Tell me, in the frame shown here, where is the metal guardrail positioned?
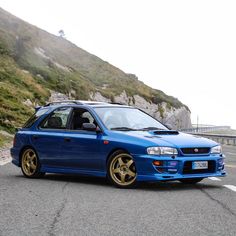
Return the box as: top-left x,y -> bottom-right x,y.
187,133 -> 236,146
181,126 -> 231,133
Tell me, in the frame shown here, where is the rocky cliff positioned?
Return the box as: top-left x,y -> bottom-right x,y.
50,90 -> 192,129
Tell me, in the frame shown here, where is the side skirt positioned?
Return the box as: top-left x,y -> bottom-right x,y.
41,166 -> 106,178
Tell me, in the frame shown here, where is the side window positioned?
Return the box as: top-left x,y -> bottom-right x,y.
23,108 -> 50,128
81,112 -> 95,124
71,108 -> 97,130
40,107 -> 72,129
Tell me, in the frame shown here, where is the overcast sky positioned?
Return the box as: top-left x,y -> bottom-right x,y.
0,0 -> 235,128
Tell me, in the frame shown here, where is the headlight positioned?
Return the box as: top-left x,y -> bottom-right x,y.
147,147 -> 178,155
211,145 -> 222,154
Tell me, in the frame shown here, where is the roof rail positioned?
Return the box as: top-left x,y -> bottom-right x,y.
79,101 -> 108,105
45,100 -> 84,106
109,102 -> 126,105
44,100 -> 110,107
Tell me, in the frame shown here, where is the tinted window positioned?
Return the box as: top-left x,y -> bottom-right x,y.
40,107 -> 72,129
23,108 -> 50,128
94,107 -> 167,130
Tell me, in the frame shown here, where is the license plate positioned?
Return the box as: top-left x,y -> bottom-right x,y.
192,161 -> 208,170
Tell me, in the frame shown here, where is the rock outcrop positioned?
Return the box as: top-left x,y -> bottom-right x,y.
91,91 -> 191,129
48,90 -> 191,129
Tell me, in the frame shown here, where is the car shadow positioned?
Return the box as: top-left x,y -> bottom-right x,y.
136,181 -> 221,192
16,173 -> 223,192
45,173 -> 110,187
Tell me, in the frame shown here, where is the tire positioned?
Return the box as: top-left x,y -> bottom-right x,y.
107,150 -> 137,188
20,148 -> 45,178
179,178 -> 203,184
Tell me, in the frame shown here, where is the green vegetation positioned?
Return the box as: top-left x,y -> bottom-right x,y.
157,105 -> 165,119
0,133 -> 13,147
0,41 -> 9,55
0,7 -> 189,134
0,55 -> 49,133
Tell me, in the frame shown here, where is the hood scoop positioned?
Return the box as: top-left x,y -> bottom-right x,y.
153,130 -> 179,135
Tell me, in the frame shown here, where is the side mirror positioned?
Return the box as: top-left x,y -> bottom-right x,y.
82,123 -> 98,132
165,123 -> 173,130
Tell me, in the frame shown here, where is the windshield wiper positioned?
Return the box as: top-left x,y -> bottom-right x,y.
111,127 -> 137,131
138,127 -> 166,131
111,126 -> 166,131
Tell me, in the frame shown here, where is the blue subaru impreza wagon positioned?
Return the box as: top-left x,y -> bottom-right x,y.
11,100 -> 226,188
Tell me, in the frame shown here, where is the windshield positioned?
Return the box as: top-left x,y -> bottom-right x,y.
94,107 -> 168,131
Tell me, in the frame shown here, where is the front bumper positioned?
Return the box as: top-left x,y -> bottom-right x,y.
133,154 -> 226,182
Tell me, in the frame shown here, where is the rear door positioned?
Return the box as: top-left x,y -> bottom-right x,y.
31,107 -> 72,168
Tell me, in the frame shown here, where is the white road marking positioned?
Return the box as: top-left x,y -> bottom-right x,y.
224,185 -> 236,192
208,177 -> 221,181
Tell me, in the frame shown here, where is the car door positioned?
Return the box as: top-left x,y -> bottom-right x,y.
31,107 -> 72,168
60,107 -> 104,171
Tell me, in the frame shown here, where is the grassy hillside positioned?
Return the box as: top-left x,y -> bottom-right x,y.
0,7 -> 189,134
0,47 -> 49,133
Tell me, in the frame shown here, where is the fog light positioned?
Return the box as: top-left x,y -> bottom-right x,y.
218,158 -> 225,170
153,160 -> 163,166
218,158 -> 224,165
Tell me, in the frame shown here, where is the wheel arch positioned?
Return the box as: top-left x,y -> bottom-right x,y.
106,148 -> 130,165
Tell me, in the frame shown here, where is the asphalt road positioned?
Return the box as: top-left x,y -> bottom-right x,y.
0,146 -> 236,236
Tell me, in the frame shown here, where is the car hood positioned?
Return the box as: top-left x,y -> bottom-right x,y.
124,130 -> 217,148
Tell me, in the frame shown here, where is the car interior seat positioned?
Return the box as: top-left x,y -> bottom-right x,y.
73,114 -> 90,130
47,117 -> 63,129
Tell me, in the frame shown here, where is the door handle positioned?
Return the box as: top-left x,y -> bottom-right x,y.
64,137 -> 71,142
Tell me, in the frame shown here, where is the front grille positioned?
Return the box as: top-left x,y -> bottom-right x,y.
181,147 -> 210,155
183,161 -> 216,174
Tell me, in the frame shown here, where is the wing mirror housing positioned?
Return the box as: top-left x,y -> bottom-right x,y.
82,123 -> 101,132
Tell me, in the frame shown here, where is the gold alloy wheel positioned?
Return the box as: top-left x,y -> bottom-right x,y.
109,153 -> 137,186
21,149 -> 38,176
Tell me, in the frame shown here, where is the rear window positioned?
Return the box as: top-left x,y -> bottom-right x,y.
23,108 -> 50,128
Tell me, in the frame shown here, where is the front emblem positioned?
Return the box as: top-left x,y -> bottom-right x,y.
194,148 -> 199,153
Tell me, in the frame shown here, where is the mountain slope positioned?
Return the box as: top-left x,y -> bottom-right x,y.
0,7 -> 191,133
